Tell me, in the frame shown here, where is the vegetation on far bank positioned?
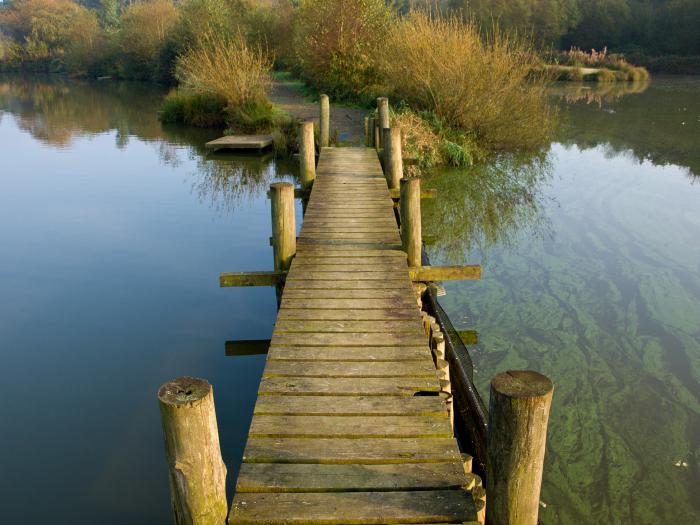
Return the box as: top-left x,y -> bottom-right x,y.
541,47 -> 650,82
2,0 -> 688,168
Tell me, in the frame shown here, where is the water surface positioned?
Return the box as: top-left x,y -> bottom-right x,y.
425,77 -> 700,524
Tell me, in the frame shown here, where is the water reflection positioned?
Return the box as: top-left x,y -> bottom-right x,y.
548,80 -> 650,106
422,153 -> 553,262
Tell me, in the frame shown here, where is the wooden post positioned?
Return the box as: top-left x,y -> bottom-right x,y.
380,127 -> 390,169
158,377 -> 227,525
364,117 -> 370,147
367,117 -> 376,147
270,182 -> 296,272
299,121 -> 315,188
400,177 -> 422,268
486,370 -> 554,525
386,127 -> 404,190
377,97 -> 390,143
319,94 -> 330,148
374,122 -> 381,151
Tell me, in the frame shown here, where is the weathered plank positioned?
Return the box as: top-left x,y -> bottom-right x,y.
258,376 -> 439,396
205,134 -> 272,151
263,360 -> 437,378
275,309 -> 420,321
267,346 -> 429,361
236,462 -> 468,492
243,437 -> 462,464
273,320 -> 425,334
282,280 -> 412,290
220,271 -> 283,287
270,333 -> 427,347
279,298 -> 419,310
408,265 -> 482,281
253,395 -> 446,416
229,490 -> 477,524
249,415 -> 452,438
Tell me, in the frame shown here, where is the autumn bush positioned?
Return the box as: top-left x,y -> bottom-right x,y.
379,13 -> 554,152
291,0 -> 391,102
118,0 -> 179,81
174,29 -> 274,131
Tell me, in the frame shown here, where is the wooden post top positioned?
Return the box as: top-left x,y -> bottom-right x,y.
158,376 -> 211,407
491,370 -> 553,398
270,182 -> 294,191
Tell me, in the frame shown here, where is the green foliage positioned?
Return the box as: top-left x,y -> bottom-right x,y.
291,0 -> 392,102
160,89 -> 228,127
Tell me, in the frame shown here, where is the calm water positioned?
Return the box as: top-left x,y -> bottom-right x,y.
1,76 -> 698,524
424,78 -> 700,524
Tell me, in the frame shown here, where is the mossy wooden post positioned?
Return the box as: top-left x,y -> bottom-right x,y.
400,177 -> 422,267
386,127 -> 403,190
158,377 -> 227,525
299,121 -> 315,188
377,97 -> 390,146
486,370 -> 554,525
270,182 -> 296,273
319,94 -> 330,148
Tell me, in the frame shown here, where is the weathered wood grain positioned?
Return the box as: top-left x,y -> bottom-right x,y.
253,395 -> 446,416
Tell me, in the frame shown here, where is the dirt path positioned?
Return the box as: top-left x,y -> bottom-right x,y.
270,79 -> 367,145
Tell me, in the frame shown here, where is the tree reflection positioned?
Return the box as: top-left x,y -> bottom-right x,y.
422,152 -> 553,262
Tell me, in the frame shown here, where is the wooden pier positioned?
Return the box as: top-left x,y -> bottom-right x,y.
158,97 -> 553,525
228,147 -> 478,524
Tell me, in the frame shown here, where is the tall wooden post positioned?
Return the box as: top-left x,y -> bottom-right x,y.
486,370 -> 554,525
377,97 -> 390,147
386,127 -> 403,189
367,117 -> 376,147
400,177 -> 422,267
299,121 -> 315,188
364,117 -> 370,147
270,182 -> 296,273
380,127 -> 390,169
319,94 -> 330,148
158,377 -> 227,525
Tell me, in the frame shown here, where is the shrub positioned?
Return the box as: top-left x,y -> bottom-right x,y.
595,68 -> 615,82
566,67 -> 584,81
160,89 -> 228,127
291,0 -> 392,101
379,13 -> 554,152
174,29 -> 274,131
119,0 -> 179,81
246,0 -> 294,67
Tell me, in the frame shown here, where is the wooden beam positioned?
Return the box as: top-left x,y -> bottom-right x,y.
408,265 -> 481,281
220,271 -> 285,287
225,340 -> 270,356
389,188 -> 437,199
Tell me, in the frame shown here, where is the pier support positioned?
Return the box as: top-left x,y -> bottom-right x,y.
270,182 -> 296,273
400,177 -> 422,268
385,127 -> 404,190
377,97 -> 390,144
486,371 -> 553,525
319,94 -> 330,148
299,121 -> 316,188
158,377 -> 227,525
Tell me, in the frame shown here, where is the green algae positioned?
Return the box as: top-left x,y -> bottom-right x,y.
425,78 -> 700,523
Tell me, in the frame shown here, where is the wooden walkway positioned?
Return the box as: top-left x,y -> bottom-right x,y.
229,148 -> 477,524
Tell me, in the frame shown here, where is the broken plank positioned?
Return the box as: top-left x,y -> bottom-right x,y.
258,376 -> 438,396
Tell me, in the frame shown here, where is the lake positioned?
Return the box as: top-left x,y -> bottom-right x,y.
1,75 -> 698,524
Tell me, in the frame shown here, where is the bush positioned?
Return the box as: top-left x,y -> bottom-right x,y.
119,0 -> 179,81
595,68 -> 616,82
379,13 -> 554,152
174,29 -> 274,132
160,89 -> 228,127
291,0 -> 391,101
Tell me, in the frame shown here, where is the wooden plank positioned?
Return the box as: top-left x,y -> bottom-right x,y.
243,437 -> 462,464
282,280 -> 412,290
270,333 -> 427,347
263,360 -> 437,378
291,257 -> 403,266
249,415 -> 451,437
253,395 -> 447,416
273,320 -> 424,334
286,271 -> 406,281
290,249 -> 405,257
299,234 -> 400,242
281,288 -> 415,298
229,490 -> 477,524
267,346 -> 429,361
205,134 -> 272,151
408,265 -> 482,281
279,298 -> 418,310
296,241 -> 404,250
258,376 -> 438,396
275,309 -> 420,321
235,462 -> 468,492
220,271 -> 283,287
